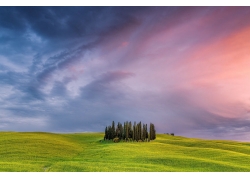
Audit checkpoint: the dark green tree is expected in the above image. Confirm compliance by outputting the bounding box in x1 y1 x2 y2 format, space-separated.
150 123 152 140
132 121 136 141
126 121 129 141
123 122 126 140
111 121 115 139
128 121 132 140
142 124 146 141
135 124 138 141
152 123 156 140
139 121 142 140
104 126 108 140
149 123 156 140
146 124 148 141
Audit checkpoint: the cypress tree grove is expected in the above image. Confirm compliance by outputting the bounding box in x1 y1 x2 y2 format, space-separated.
103 121 156 142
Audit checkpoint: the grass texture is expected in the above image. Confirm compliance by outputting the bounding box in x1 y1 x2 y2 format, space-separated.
0 132 250 172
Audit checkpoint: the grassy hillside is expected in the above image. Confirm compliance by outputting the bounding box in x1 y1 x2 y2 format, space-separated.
0 132 250 172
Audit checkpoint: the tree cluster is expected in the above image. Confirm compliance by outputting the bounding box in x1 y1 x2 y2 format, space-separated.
104 121 156 142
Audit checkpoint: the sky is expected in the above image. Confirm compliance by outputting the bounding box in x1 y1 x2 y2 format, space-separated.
0 6 250 141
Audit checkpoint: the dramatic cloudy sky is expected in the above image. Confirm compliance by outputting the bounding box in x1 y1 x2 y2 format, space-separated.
0 6 250 141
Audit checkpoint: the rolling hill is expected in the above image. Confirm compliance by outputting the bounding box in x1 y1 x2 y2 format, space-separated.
0 132 250 172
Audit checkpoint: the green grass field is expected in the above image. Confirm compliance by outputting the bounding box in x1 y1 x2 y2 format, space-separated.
0 132 250 172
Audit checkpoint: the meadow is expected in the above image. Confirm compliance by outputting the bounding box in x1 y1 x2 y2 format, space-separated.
0 132 250 172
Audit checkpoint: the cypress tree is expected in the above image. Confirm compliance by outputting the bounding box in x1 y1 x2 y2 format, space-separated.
135 124 138 141
139 121 142 140
120 122 122 139
126 121 129 141
136 122 139 141
149 123 156 140
149 123 152 140
120 123 123 140
128 121 132 140
133 121 136 141
119 123 122 139
123 122 126 140
137 122 140 141
141 122 144 141
107 126 111 140
111 121 115 139
116 123 119 138
104 126 107 140
141 124 144 141
152 123 156 140
142 124 146 141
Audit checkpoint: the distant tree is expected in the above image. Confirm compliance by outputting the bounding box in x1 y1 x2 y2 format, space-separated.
153 123 155 140
107 126 112 140
150 123 156 140
112 121 115 139
123 122 126 140
135 124 138 141
143 124 147 141
137 123 140 141
104 126 107 140
149 123 153 140
149 123 151 140
116 123 119 138
120 123 123 140
128 121 132 140
118 123 123 139
126 121 129 141
138 121 142 140
133 121 136 141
